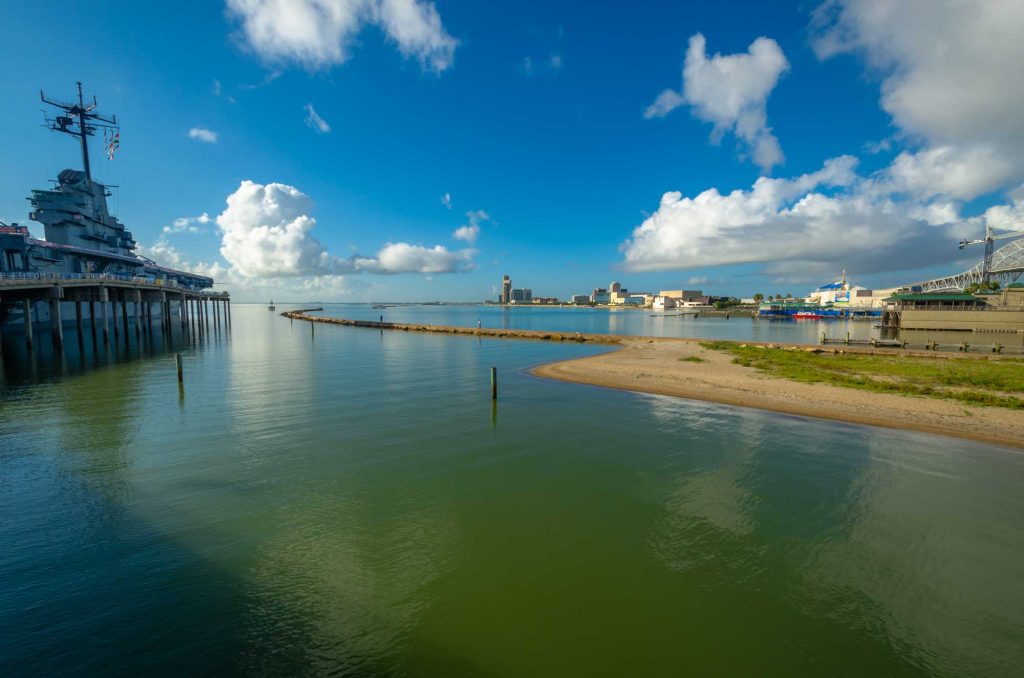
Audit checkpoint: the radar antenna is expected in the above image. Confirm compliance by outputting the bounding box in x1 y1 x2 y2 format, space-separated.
40 81 118 181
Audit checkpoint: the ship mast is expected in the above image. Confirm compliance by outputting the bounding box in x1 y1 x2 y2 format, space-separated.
40 81 118 181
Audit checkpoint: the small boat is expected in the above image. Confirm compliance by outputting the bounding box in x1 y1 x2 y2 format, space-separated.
268 299 276 311
793 311 823 319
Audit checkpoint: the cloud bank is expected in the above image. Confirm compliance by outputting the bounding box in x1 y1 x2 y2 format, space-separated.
620 156 976 275
811 0 1024 200
646 33 789 172
226 0 458 73
625 1 1024 280
215 180 474 278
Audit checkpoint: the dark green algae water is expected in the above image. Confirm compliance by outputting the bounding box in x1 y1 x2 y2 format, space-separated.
1 304 1023 676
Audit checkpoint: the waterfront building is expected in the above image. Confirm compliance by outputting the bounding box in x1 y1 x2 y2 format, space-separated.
652 296 677 310
884 284 1024 331
509 288 532 304
591 292 610 304
659 289 704 301
500 275 511 304
609 281 622 293
570 294 590 304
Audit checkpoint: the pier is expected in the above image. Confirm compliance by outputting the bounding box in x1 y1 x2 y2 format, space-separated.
0 273 229 350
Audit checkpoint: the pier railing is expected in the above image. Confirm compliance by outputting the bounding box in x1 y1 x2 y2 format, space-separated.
0 271 226 296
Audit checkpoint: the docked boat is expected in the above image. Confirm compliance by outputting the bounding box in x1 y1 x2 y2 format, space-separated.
268 299 275 311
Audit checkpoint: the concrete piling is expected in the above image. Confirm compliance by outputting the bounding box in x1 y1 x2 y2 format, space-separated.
49 294 63 350
75 300 83 344
100 288 110 344
23 298 33 351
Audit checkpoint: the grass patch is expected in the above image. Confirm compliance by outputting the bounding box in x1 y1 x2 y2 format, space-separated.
699 341 1024 410
679 356 706 363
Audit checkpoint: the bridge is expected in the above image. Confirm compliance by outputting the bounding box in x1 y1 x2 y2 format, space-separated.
906 238 1024 293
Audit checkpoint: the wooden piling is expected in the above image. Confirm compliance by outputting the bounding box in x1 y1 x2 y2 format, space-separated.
491 366 497 399
176 353 183 385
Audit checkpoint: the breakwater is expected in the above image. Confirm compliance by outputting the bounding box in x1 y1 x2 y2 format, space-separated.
281 310 625 344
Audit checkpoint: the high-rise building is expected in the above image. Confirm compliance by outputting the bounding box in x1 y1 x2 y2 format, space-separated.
501 275 512 304
609 281 622 293
510 288 532 303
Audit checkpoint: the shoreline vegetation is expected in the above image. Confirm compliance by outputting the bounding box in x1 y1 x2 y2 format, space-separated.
282 311 1024 449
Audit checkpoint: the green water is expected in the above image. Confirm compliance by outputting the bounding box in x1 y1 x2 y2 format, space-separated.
1 305 1023 676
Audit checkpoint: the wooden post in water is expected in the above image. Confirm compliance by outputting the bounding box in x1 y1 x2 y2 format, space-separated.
175 353 183 385
490 367 497 400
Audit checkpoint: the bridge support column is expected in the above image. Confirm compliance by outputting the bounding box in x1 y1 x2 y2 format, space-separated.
23 298 33 351
89 299 96 337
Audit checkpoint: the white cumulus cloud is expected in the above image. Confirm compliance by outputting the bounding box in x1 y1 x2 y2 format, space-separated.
811 0 1024 200
188 127 218 143
163 213 211 234
619 156 979 275
304 103 331 133
226 0 458 73
357 242 475 274
214 180 474 278
452 209 488 245
645 33 789 172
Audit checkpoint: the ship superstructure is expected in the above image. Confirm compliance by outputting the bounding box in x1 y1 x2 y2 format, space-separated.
0 82 211 290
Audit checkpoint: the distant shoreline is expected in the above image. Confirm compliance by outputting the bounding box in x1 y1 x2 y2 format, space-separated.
282 311 1024 449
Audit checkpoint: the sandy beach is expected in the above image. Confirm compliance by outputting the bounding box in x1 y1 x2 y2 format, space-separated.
533 339 1024 449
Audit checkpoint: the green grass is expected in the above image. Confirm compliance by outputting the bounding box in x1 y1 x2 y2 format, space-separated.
679 356 706 363
699 341 1024 410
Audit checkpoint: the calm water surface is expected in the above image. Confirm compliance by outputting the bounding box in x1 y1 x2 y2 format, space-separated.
1 304 1022 676
315 303 884 343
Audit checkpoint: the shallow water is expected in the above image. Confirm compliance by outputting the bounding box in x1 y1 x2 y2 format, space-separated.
316 303 882 344
1 304 1022 676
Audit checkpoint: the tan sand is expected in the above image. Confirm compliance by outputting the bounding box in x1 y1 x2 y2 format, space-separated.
532 339 1024 449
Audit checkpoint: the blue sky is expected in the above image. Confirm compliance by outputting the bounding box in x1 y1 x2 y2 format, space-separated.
1 0 1022 301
